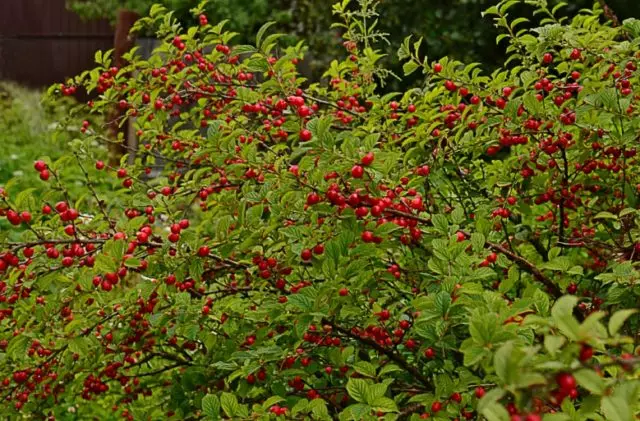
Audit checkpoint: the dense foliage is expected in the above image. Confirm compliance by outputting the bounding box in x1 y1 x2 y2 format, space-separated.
67 0 640 92
2 0 640 419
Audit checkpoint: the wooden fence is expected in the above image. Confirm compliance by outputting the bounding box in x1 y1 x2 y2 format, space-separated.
0 0 113 89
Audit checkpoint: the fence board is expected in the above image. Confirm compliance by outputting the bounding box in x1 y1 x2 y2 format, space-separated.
0 0 113 89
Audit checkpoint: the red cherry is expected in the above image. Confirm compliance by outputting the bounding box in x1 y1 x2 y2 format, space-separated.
361 152 375 166
556 373 576 391
301 249 312 261
34 160 47 171
12 371 28 384
299 129 312 142
20 211 32 223
424 347 435 359
361 231 374 243
579 344 593 362
197 246 210 257
306 192 321 206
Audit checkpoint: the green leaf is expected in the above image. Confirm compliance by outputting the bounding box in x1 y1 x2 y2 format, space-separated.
602 396 632 421
309 398 329 419
432 214 449 234
370 397 397 412
608 309 637 335
346 378 369 403
471 232 486 253
594 211 617 220
124 257 141 268
478 388 508 421
573 369 606 395
202 394 220 418
543 414 571 421
353 361 377 378
7 335 30 360
365 383 388 405
403 60 420 76
220 392 239 418
255 21 276 49
551 295 580 340
95 253 117 273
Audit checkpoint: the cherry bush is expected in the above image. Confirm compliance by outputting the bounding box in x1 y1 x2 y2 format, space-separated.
1 0 640 419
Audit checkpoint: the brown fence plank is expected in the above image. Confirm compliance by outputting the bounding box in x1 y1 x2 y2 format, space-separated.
0 0 113 89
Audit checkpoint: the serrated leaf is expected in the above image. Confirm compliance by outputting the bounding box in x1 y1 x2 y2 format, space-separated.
471 232 486 253
202 394 220 418
220 392 239 418
354 361 377 378
346 378 369 403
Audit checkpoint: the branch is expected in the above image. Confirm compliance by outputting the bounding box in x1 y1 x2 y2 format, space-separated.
322 319 432 389
484 239 563 299
597 0 621 26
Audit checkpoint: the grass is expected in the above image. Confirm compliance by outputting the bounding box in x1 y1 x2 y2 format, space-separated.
0 82 109 237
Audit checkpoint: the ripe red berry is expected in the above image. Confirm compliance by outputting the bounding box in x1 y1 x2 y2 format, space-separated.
424 347 435 359
542 53 554 64
20 211 32 223
197 246 210 257
556 373 576 391
351 165 364 178
95 160 105 170
299 129 312 142
475 386 486 398
306 192 321 206
339 288 348 296
431 401 442 412
301 249 312 261
579 344 593 362
361 231 374 243
433 63 443 73
313 244 324 255
361 152 375 166
451 392 462 403
34 160 47 171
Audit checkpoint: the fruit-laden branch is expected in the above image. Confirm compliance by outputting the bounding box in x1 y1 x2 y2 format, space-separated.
484 239 562 299
383 207 564 299
322 318 432 388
